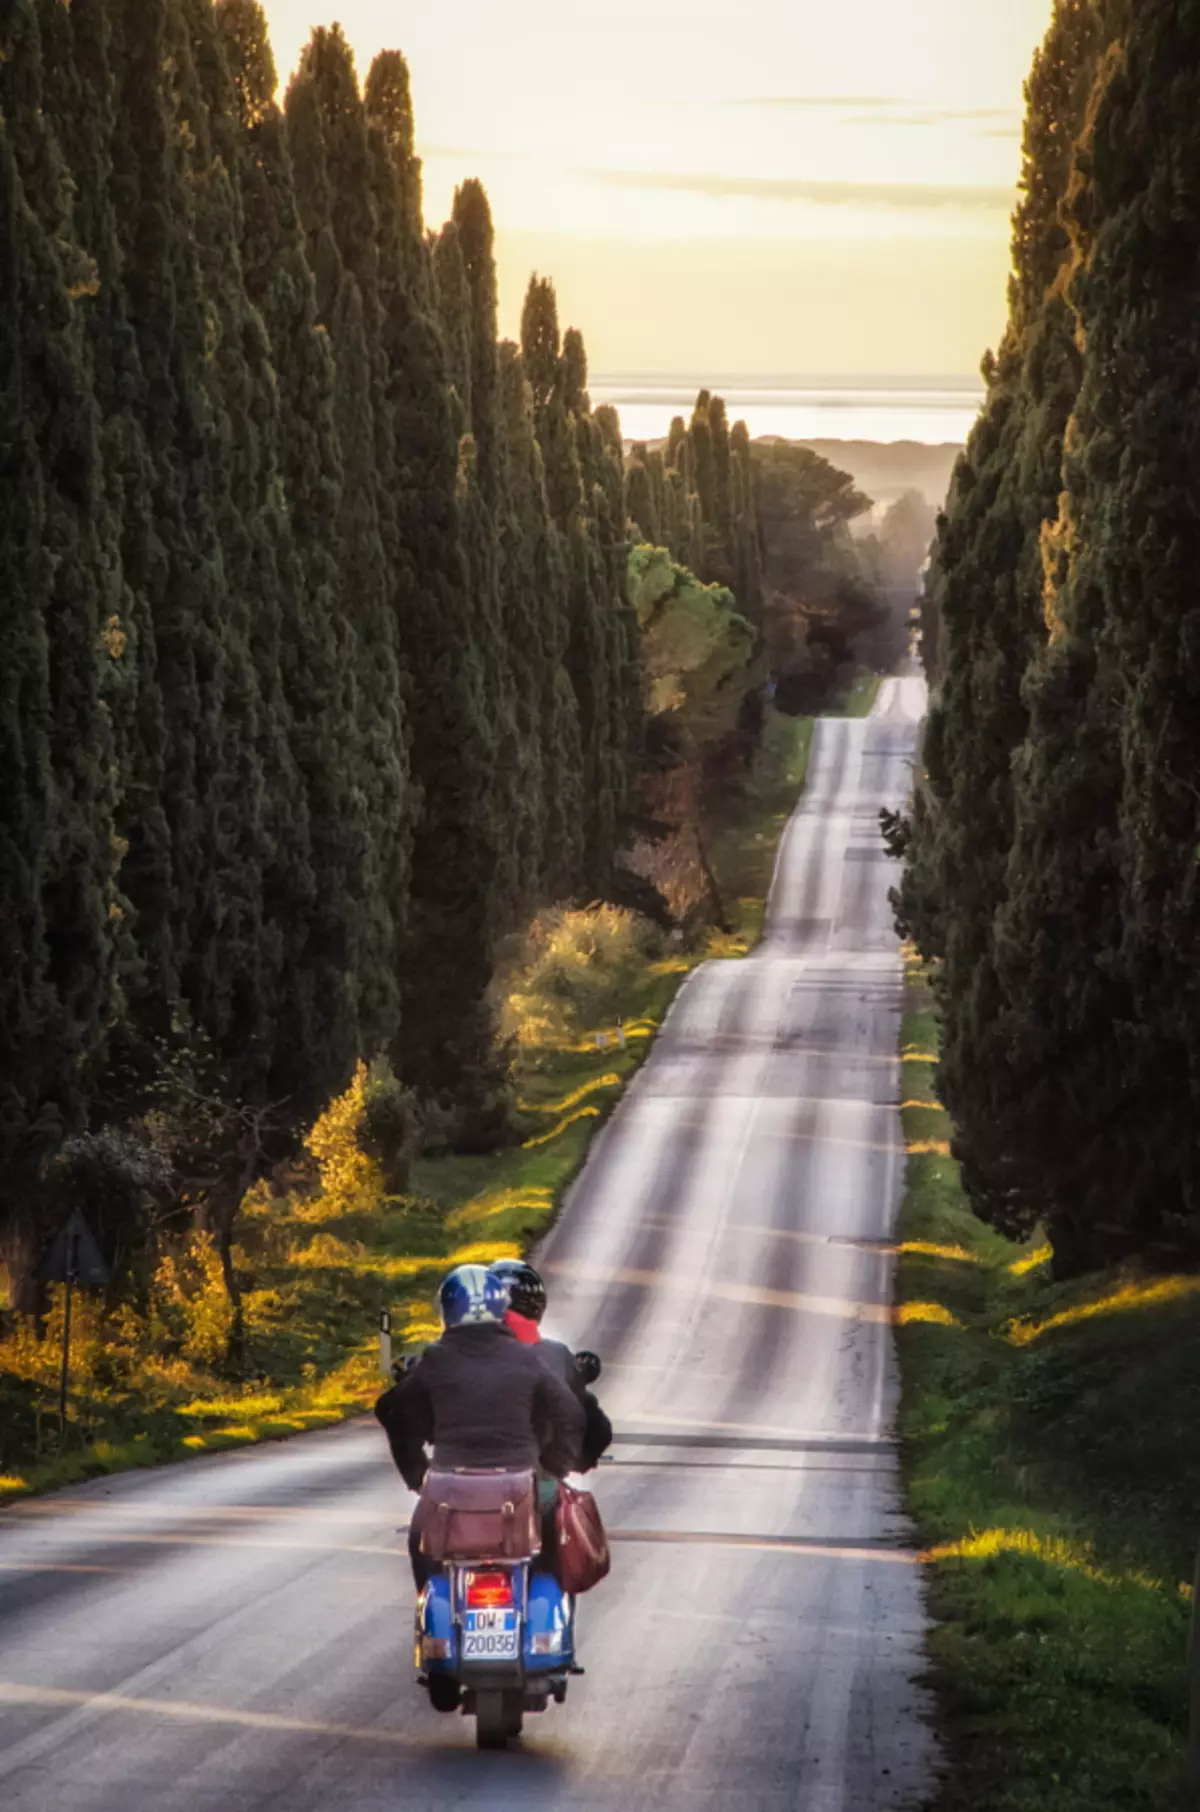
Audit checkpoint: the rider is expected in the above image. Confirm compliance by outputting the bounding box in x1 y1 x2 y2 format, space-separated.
489 1258 613 1472
375 1263 584 1589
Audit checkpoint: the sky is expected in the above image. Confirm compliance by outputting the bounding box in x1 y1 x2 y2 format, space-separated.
259 0 1056 378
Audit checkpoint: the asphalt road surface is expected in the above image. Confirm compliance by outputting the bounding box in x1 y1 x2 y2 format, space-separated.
0 674 936 1812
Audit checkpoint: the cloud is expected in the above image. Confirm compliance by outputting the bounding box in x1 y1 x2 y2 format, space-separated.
716 95 901 110
699 98 1021 127
690 97 1024 134
845 107 1021 129
591 168 1014 213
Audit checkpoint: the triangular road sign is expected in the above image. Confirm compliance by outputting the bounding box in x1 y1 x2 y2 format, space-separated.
39 1209 110 1287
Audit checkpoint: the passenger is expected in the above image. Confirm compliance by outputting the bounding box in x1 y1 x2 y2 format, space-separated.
489 1258 613 1472
375 1263 583 1590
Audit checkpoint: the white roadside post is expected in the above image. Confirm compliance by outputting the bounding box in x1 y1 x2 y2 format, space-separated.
379 1308 392 1379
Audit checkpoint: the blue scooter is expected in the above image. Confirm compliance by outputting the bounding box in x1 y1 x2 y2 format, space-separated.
415 1551 579 1747
413 1350 601 1750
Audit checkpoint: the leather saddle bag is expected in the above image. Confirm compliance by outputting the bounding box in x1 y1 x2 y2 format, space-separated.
554 1481 611 1594
418 1468 539 1562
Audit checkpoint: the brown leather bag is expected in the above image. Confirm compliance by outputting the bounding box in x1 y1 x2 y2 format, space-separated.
554 1482 611 1594
418 1468 539 1562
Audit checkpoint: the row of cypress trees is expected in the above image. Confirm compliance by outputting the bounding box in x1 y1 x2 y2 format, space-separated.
626 395 766 632
899 0 1200 1275
0 0 640 1300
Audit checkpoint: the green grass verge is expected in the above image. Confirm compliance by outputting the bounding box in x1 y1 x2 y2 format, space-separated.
0 710 815 1505
835 671 884 717
707 708 815 955
896 956 1198 1811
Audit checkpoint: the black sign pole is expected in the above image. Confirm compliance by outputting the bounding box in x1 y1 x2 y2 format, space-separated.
59 1230 78 1430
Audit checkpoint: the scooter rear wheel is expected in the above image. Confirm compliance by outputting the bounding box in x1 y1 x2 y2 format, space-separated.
475 1690 508 1750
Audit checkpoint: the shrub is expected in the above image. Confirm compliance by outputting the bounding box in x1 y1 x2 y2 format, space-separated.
498 906 661 1051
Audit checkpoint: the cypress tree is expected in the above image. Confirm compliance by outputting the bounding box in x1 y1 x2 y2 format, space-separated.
520 276 590 884
899 0 1105 1252
448 180 525 922
1102 0 1200 1261
216 0 365 1106
997 4 1200 1269
285 28 412 1058
355 72 502 1116
431 219 473 434
499 339 584 895
0 0 122 1301
730 420 765 627
625 443 660 545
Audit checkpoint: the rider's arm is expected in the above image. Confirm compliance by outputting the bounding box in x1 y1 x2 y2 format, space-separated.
579 1389 613 1470
374 1364 434 1491
532 1368 586 1479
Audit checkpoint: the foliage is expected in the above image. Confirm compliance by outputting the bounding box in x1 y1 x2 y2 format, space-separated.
497 906 663 1052
0 0 642 1313
898 0 1200 1272
629 545 755 735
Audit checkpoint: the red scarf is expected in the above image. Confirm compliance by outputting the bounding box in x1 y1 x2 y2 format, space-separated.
505 1308 541 1345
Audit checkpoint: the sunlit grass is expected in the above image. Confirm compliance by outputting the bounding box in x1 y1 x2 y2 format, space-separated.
924 1525 1169 1596
896 1299 964 1328
520 1103 603 1149
516 1072 622 1115
1009 1242 1053 1276
894 964 1196 1812
1007 1273 1200 1345
446 1185 553 1232
898 1240 976 1263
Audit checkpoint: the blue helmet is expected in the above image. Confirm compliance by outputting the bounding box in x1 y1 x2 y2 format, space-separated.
438 1263 509 1330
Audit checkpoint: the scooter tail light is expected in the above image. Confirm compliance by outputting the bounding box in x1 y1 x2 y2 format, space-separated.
464 1569 514 1609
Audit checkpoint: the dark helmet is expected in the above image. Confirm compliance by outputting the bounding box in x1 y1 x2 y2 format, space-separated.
489 1258 547 1323
437 1263 508 1329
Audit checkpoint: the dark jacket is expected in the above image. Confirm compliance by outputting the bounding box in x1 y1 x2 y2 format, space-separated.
535 1337 613 1471
374 1321 584 1491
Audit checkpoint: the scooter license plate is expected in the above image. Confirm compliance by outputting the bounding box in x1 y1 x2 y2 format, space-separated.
461 1610 519 1660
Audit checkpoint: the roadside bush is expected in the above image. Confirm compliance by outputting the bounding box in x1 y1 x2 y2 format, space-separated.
498 906 662 1051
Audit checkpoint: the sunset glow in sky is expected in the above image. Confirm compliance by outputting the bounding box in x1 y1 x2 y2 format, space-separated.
260 0 1056 376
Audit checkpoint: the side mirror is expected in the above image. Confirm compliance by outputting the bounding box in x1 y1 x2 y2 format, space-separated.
574 1349 602 1386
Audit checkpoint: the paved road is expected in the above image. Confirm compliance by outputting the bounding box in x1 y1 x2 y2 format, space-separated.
0 676 935 1812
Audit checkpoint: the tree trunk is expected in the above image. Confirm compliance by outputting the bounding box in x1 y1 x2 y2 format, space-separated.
694 822 730 934
0 1194 48 1320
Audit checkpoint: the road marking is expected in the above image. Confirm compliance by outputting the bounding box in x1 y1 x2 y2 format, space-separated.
0 1682 425 1753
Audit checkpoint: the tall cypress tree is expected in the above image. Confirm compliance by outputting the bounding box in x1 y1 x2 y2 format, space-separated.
285 28 412 1058
900 0 1105 1252
216 0 365 1107
1103 0 1200 1262
448 180 525 922
996 5 1200 1269
499 337 584 895
0 0 122 1301
521 276 590 885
